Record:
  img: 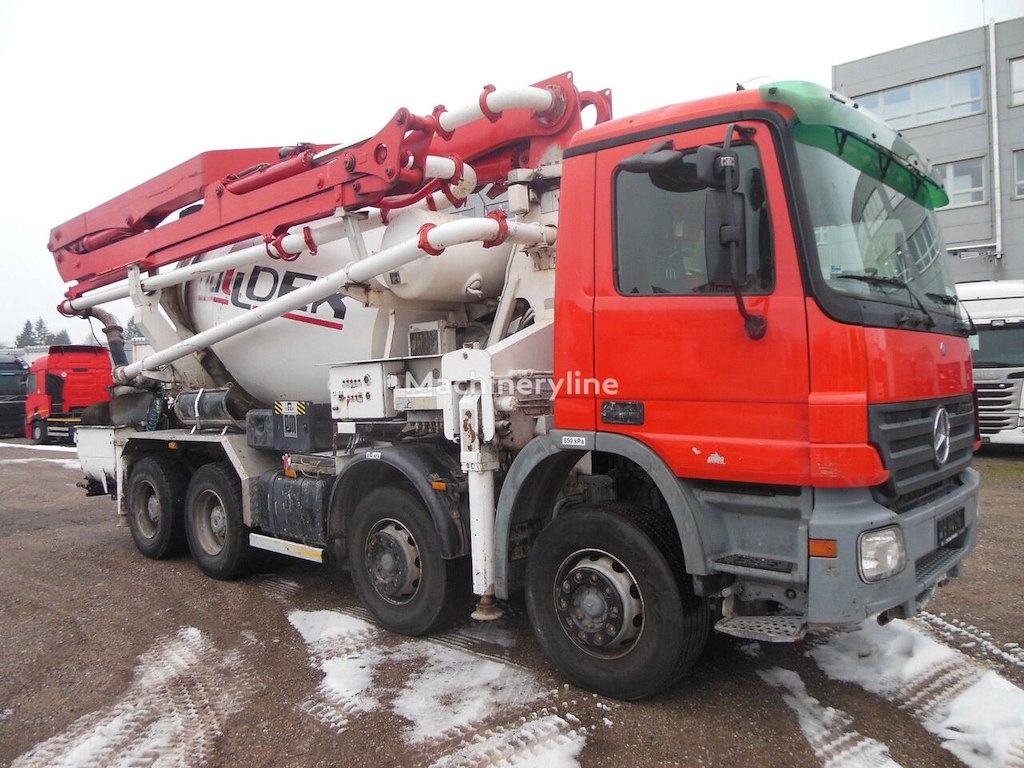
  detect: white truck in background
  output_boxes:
[957,280,1024,445]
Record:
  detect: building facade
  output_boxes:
[833,17,1024,282]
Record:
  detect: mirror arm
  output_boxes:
[722,124,767,341]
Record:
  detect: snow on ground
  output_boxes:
[809,620,1024,768]
[12,627,255,768]
[759,667,904,768]
[0,441,77,453]
[289,609,589,766]
[0,441,80,470]
[0,457,82,470]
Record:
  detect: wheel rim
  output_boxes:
[193,488,227,555]
[553,550,644,659]
[364,519,421,605]
[132,480,161,539]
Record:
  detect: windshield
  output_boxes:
[795,140,958,318]
[971,325,1024,367]
[0,374,26,396]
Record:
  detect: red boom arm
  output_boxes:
[48,72,612,305]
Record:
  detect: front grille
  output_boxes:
[869,395,974,505]
[975,380,1021,434]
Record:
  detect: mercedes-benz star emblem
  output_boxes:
[933,406,951,465]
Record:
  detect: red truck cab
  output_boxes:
[26,345,113,444]
[550,81,978,635]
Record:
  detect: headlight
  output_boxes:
[858,526,906,583]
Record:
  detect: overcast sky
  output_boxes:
[0,0,1020,345]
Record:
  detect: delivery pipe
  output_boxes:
[313,86,555,165]
[115,217,556,382]
[82,306,128,367]
[66,156,478,315]
[64,218,352,314]
[437,87,556,134]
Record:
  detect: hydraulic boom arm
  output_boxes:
[49,72,611,310]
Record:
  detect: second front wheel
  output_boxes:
[347,486,470,636]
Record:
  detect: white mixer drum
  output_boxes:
[186,220,446,403]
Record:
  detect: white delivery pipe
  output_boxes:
[115,217,556,382]
[438,87,556,135]
[67,157,479,314]
[64,218,354,313]
[313,86,555,165]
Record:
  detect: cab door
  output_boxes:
[592,121,811,485]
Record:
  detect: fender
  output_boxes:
[494,430,709,599]
[330,443,467,560]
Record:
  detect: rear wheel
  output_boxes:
[525,502,711,700]
[184,462,254,580]
[347,486,470,636]
[127,456,188,559]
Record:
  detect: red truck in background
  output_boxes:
[26,345,113,444]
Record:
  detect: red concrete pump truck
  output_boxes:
[49,73,979,699]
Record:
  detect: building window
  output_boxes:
[1013,58,1024,106]
[1014,150,1024,198]
[934,158,986,207]
[855,69,983,129]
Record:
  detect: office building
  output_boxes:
[833,17,1024,282]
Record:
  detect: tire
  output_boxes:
[184,462,254,580]
[525,502,711,700]
[127,456,189,559]
[347,486,470,636]
[30,419,47,445]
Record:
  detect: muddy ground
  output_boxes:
[0,440,1020,767]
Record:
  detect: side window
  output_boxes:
[614,143,773,296]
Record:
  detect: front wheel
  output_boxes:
[525,502,711,700]
[30,419,47,445]
[347,486,470,636]
[184,462,254,580]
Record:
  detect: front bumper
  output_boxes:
[806,467,979,625]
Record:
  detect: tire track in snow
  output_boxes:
[426,712,588,768]
[12,627,255,768]
[916,612,1024,676]
[289,610,385,733]
[809,620,1024,768]
[289,608,606,766]
[257,575,304,604]
[759,667,904,768]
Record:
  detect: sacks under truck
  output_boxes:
[49,73,980,699]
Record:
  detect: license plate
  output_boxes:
[937,507,965,547]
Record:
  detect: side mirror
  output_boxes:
[705,189,746,286]
[697,146,740,191]
[620,140,702,193]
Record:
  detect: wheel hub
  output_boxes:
[194,489,227,554]
[555,553,643,657]
[209,506,226,538]
[365,521,421,604]
[146,494,160,524]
